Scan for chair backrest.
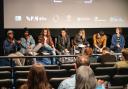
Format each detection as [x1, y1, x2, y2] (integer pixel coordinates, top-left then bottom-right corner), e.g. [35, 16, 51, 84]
[14, 66, 31, 71]
[15, 71, 29, 79]
[0, 71, 11, 79]
[101, 62, 116, 67]
[90, 63, 101, 71]
[49, 78, 67, 89]
[46, 69, 75, 80]
[0, 66, 12, 72]
[60, 64, 75, 70]
[0, 71, 12, 88]
[111, 75, 128, 86]
[44, 65, 59, 70]
[95, 67, 116, 77]
[15, 79, 27, 89]
[116, 68, 128, 75]
[96, 75, 110, 81]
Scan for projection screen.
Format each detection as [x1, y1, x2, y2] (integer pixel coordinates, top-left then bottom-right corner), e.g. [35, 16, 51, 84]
[4, 0, 128, 28]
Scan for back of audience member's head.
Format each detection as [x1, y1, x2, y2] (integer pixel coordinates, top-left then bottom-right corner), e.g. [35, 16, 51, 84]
[20, 63, 51, 89]
[75, 66, 96, 89]
[121, 48, 128, 61]
[76, 55, 90, 68]
[102, 47, 110, 54]
[84, 48, 93, 56]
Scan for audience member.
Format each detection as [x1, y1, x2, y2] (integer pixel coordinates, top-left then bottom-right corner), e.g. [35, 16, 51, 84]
[84, 47, 97, 63]
[3, 30, 25, 66]
[20, 63, 52, 89]
[98, 47, 116, 63]
[93, 31, 107, 53]
[75, 66, 97, 89]
[111, 27, 125, 53]
[58, 55, 90, 89]
[114, 48, 128, 68]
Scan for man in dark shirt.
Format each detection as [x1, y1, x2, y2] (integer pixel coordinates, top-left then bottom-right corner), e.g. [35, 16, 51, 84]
[98, 47, 116, 63]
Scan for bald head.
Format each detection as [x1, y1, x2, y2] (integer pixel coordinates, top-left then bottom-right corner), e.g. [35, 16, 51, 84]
[76, 55, 90, 68]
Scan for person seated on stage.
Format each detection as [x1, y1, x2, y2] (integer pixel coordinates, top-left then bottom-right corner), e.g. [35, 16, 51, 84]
[3, 30, 25, 66]
[84, 47, 97, 63]
[111, 27, 125, 53]
[58, 55, 90, 89]
[74, 29, 89, 54]
[97, 47, 116, 64]
[57, 29, 70, 54]
[93, 31, 107, 53]
[33, 28, 56, 64]
[20, 63, 52, 89]
[114, 48, 128, 68]
[20, 30, 35, 55]
[75, 66, 97, 89]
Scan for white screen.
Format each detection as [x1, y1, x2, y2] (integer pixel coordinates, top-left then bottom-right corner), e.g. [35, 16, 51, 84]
[4, 0, 128, 28]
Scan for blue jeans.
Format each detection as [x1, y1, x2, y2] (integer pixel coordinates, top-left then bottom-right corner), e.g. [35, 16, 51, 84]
[39, 44, 56, 64]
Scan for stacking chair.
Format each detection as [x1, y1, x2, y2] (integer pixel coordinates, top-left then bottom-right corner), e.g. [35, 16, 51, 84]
[101, 62, 115, 67]
[46, 69, 68, 80]
[96, 75, 110, 81]
[60, 64, 75, 70]
[116, 68, 128, 75]
[14, 66, 31, 71]
[95, 67, 116, 77]
[110, 75, 128, 89]
[49, 77, 67, 89]
[0, 66, 12, 71]
[46, 69, 75, 80]
[44, 65, 59, 70]
[15, 79, 27, 89]
[0, 71, 13, 88]
[90, 63, 101, 71]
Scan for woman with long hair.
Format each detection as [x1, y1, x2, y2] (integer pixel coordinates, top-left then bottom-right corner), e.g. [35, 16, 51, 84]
[20, 63, 51, 89]
[33, 28, 56, 64]
[74, 29, 89, 54]
[57, 29, 70, 54]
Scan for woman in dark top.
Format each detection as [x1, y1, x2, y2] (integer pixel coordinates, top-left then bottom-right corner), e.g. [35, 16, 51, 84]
[57, 29, 70, 54]
[74, 29, 89, 54]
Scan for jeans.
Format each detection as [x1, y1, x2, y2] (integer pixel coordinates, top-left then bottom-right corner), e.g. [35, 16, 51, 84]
[40, 44, 56, 64]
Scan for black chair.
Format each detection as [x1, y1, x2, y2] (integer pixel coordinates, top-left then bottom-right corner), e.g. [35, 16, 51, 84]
[0, 66, 12, 71]
[15, 71, 29, 79]
[14, 66, 31, 71]
[49, 77, 67, 89]
[108, 85, 124, 89]
[0, 71, 12, 88]
[111, 75, 128, 87]
[96, 75, 110, 81]
[0, 79, 13, 88]
[46, 69, 75, 80]
[90, 63, 101, 71]
[44, 65, 59, 70]
[116, 68, 128, 75]
[101, 62, 115, 67]
[15, 79, 27, 89]
[95, 67, 116, 77]
[60, 64, 75, 70]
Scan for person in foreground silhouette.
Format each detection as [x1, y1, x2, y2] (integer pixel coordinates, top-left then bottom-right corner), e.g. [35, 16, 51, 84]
[20, 63, 52, 89]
